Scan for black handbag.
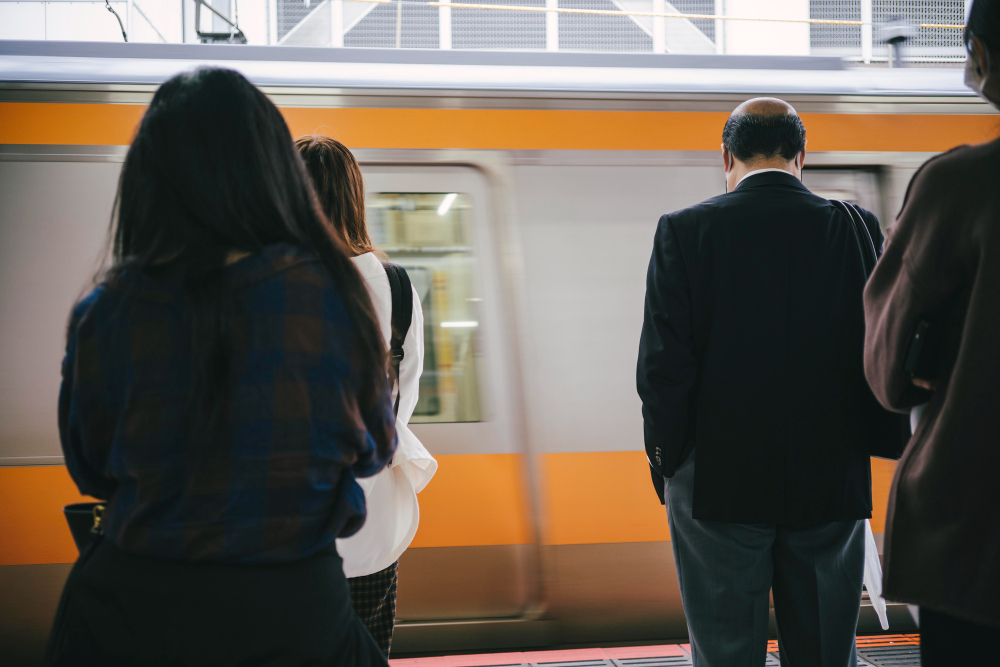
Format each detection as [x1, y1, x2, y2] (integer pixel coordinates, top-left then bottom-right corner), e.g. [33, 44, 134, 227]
[832, 200, 908, 460]
[47, 503, 105, 663]
[63, 502, 104, 554]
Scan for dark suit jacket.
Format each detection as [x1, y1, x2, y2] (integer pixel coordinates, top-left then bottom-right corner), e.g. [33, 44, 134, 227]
[637, 170, 884, 524]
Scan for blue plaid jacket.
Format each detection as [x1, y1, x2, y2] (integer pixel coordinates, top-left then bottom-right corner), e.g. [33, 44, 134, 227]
[59, 244, 396, 563]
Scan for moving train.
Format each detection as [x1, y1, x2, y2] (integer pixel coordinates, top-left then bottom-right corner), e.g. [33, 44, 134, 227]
[0, 40, 994, 664]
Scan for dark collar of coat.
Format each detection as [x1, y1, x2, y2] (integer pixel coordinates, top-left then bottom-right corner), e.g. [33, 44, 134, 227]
[733, 169, 810, 193]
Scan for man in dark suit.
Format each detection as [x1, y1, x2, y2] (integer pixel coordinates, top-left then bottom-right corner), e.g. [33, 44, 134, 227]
[637, 98, 884, 666]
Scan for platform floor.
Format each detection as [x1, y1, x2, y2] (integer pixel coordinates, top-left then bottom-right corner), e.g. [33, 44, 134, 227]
[391, 634, 921, 667]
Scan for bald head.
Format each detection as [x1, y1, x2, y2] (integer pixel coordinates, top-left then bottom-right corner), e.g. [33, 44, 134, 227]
[720, 96, 807, 192]
[722, 97, 806, 167]
[731, 96, 798, 120]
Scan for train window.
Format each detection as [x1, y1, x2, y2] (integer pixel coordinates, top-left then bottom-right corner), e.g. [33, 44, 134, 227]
[366, 192, 483, 423]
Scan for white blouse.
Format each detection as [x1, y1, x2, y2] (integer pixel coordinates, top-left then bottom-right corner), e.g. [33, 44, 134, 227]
[337, 252, 437, 578]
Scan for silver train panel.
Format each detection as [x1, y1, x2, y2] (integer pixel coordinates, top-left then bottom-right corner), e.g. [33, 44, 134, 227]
[0, 158, 119, 463]
[514, 162, 722, 455]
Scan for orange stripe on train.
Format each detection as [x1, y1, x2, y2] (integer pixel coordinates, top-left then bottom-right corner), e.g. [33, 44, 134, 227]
[0, 102, 996, 152]
[0, 454, 897, 566]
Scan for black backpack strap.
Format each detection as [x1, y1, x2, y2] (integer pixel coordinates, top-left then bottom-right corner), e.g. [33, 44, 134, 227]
[832, 199, 878, 277]
[382, 263, 413, 415]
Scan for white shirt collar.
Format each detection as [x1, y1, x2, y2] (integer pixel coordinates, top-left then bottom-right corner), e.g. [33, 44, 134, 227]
[736, 167, 796, 187]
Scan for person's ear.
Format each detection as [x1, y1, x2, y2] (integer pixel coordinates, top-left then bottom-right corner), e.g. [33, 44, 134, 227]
[797, 145, 807, 171]
[722, 143, 732, 172]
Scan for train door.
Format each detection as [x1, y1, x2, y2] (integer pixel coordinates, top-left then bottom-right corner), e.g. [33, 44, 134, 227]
[360, 165, 539, 638]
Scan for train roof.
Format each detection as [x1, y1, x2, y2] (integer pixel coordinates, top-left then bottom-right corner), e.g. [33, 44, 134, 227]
[0, 41, 975, 99]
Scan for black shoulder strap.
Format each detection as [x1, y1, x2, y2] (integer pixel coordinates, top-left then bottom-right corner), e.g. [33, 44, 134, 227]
[832, 200, 908, 460]
[382, 263, 413, 415]
[832, 200, 878, 277]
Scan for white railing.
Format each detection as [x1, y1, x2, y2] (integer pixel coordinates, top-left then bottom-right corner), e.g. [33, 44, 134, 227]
[0, 0, 968, 63]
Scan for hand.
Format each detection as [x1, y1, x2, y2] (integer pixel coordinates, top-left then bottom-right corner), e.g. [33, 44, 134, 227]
[912, 378, 935, 390]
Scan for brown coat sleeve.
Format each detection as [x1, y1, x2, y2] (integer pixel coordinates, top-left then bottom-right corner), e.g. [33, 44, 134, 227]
[863, 152, 969, 411]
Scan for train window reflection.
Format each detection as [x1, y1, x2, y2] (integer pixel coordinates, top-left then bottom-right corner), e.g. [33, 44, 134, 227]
[367, 192, 483, 423]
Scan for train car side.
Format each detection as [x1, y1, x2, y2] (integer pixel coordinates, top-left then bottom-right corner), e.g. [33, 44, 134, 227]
[0, 46, 995, 663]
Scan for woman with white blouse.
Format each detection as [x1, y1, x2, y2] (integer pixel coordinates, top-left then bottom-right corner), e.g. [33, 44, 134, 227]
[296, 136, 437, 656]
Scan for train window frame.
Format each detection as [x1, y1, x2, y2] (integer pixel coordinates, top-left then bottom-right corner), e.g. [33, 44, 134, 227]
[366, 191, 485, 424]
[359, 165, 521, 458]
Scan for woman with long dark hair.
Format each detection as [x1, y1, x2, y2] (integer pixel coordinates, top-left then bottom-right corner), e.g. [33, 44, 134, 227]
[295, 136, 437, 657]
[47, 67, 395, 666]
[863, 1, 1000, 663]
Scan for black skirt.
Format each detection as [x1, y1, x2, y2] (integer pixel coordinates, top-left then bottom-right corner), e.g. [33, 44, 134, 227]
[46, 539, 388, 667]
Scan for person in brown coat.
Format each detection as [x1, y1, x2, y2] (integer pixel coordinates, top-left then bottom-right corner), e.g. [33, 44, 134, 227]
[863, 1, 1000, 663]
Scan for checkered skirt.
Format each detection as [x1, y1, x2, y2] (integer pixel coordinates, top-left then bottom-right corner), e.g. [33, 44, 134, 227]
[348, 561, 399, 656]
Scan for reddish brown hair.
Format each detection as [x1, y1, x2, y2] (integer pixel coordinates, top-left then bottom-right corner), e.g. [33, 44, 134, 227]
[294, 136, 375, 257]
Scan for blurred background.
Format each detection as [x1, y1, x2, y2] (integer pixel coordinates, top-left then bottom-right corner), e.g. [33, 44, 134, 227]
[0, 0, 971, 66]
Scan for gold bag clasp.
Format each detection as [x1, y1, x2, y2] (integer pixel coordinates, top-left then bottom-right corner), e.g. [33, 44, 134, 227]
[91, 504, 106, 535]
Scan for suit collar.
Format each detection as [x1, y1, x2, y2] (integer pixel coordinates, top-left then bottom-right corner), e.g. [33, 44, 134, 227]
[733, 170, 810, 193]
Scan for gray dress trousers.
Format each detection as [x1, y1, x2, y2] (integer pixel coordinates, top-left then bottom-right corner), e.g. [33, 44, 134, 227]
[666, 451, 865, 667]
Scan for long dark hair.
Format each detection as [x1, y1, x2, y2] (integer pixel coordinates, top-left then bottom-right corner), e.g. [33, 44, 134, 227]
[294, 136, 376, 258]
[104, 67, 391, 454]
